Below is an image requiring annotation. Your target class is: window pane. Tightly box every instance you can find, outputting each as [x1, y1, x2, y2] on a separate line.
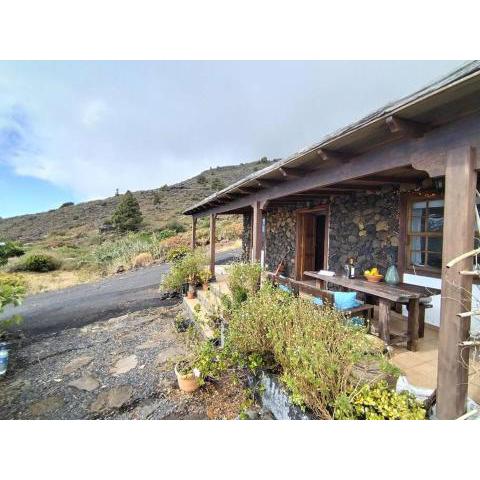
[428, 207, 444, 232]
[411, 202, 426, 232]
[411, 251, 425, 266]
[410, 236, 426, 251]
[427, 253, 442, 269]
[428, 237, 443, 253]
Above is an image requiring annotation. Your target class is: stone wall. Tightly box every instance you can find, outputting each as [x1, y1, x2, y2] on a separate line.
[242, 212, 252, 262]
[242, 189, 401, 277]
[328, 188, 400, 274]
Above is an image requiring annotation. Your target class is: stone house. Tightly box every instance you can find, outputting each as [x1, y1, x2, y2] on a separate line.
[184, 61, 480, 418]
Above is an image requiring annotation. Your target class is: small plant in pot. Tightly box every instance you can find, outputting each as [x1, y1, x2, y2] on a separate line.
[175, 359, 201, 393]
[199, 268, 211, 291]
[160, 249, 208, 299]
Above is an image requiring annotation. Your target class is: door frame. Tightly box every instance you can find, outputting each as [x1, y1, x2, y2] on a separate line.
[294, 205, 330, 280]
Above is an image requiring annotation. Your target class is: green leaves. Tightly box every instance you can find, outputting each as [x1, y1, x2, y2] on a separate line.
[111, 191, 143, 232]
[0, 274, 26, 336]
[334, 382, 426, 420]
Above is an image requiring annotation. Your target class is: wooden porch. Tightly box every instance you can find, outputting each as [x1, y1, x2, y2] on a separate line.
[185, 63, 480, 418]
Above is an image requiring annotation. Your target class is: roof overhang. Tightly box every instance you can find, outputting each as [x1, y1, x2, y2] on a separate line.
[184, 61, 480, 216]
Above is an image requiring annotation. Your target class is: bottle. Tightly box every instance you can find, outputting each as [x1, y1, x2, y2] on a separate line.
[348, 258, 355, 279]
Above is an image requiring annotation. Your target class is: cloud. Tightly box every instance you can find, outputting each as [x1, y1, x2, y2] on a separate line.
[0, 61, 465, 203]
[81, 99, 108, 127]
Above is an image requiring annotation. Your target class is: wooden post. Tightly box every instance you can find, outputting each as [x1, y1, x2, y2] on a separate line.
[252, 201, 263, 263]
[407, 298, 419, 352]
[209, 213, 216, 278]
[191, 217, 197, 250]
[436, 146, 476, 419]
[377, 299, 391, 344]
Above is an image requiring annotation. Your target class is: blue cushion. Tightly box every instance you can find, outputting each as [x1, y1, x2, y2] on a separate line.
[278, 284, 291, 293]
[312, 297, 324, 306]
[333, 291, 361, 310]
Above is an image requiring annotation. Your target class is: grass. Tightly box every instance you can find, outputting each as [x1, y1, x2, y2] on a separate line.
[0, 215, 243, 295]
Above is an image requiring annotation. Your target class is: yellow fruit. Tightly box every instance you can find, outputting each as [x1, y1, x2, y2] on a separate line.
[364, 270, 370, 276]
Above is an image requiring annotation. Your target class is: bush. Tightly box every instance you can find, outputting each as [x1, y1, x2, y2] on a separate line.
[161, 249, 208, 292]
[13, 253, 61, 272]
[226, 262, 262, 305]
[164, 220, 186, 233]
[133, 252, 154, 268]
[333, 382, 426, 420]
[60, 202, 74, 208]
[217, 221, 243, 241]
[0, 241, 25, 266]
[111, 190, 143, 232]
[210, 178, 225, 191]
[0, 273, 26, 336]
[165, 245, 190, 264]
[157, 229, 176, 241]
[227, 281, 382, 419]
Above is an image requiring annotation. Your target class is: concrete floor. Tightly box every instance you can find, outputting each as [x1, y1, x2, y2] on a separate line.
[386, 312, 480, 403]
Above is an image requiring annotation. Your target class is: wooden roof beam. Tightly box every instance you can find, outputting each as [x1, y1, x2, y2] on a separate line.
[255, 179, 280, 188]
[279, 167, 306, 178]
[386, 115, 430, 138]
[317, 148, 349, 163]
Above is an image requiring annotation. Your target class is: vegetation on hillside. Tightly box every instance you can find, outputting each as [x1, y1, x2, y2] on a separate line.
[111, 190, 143, 232]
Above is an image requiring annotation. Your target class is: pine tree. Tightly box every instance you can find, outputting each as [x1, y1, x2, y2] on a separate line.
[111, 191, 143, 232]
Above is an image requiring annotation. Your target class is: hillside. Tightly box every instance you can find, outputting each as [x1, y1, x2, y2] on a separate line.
[0, 158, 273, 243]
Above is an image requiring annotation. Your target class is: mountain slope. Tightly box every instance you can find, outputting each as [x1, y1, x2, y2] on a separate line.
[0, 158, 273, 243]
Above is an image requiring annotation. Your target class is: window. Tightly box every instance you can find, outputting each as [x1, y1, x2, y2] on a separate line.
[407, 197, 444, 272]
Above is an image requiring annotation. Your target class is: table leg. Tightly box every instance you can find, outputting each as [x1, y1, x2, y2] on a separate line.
[378, 299, 392, 344]
[407, 298, 420, 351]
[315, 279, 325, 290]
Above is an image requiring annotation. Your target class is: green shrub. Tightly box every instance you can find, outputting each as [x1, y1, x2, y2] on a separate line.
[111, 190, 143, 232]
[164, 220, 186, 233]
[227, 281, 381, 419]
[161, 249, 208, 292]
[0, 273, 26, 336]
[157, 229, 176, 241]
[165, 245, 190, 264]
[14, 253, 61, 272]
[226, 262, 262, 305]
[333, 382, 426, 420]
[0, 241, 25, 266]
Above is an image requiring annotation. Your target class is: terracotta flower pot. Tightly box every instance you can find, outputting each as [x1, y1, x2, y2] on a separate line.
[186, 284, 196, 299]
[175, 363, 200, 393]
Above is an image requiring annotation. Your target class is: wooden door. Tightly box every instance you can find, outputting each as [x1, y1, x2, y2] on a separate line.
[295, 212, 316, 279]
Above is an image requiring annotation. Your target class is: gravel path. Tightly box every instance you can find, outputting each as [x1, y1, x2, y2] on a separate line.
[0, 303, 217, 419]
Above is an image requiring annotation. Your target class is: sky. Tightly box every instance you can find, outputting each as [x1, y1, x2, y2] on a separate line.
[0, 60, 465, 218]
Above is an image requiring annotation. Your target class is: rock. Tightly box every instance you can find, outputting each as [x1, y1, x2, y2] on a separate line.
[376, 220, 389, 232]
[116, 265, 125, 274]
[62, 355, 94, 375]
[155, 345, 185, 365]
[90, 385, 133, 412]
[243, 409, 260, 420]
[390, 236, 399, 247]
[29, 396, 64, 417]
[358, 229, 367, 237]
[110, 354, 138, 375]
[68, 375, 100, 392]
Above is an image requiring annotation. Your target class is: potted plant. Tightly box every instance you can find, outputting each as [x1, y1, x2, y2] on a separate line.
[175, 359, 201, 392]
[199, 268, 211, 291]
[160, 250, 208, 299]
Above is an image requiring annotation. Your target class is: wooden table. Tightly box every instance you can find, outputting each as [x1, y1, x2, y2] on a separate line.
[303, 271, 440, 351]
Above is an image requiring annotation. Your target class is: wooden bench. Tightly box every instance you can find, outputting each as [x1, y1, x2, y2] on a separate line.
[265, 272, 374, 327]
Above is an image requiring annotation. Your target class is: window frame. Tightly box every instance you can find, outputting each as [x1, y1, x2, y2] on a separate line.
[399, 193, 444, 278]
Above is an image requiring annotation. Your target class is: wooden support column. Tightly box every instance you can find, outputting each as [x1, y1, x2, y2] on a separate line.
[209, 213, 216, 278]
[191, 217, 197, 249]
[437, 146, 476, 419]
[252, 201, 263, 263]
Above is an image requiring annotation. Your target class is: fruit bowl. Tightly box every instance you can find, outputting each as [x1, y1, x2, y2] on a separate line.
[364, 273, 383, 283]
